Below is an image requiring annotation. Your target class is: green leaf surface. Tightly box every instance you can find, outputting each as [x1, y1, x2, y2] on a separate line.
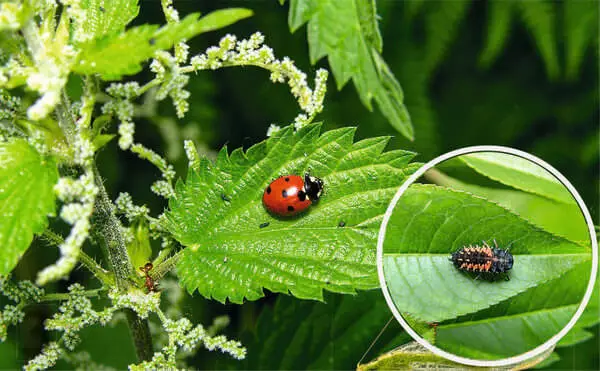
[564, 0, 599, 80]
[437, 306, 574, 360]
[165, 124, 420, 303]
[517, 0, 560, 79]
[80, 0, 139, 41]
[382, 184, 590, 323]
[0, 139, 58, 275]
[460, 152, 574, 204]
[479, 1, 514, 67]
[185, 8, 253, 34]
[240, 291, 408, 370]
[427, 169, 589, 243]
[287, 0, 414, 140]
[127, 222, 152, 272]
[431, 261, 593, 359]
[422, 0, 470, 74]
[74, 9, 252, 79]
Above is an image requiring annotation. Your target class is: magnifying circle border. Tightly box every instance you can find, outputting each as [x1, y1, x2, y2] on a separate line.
[376, 145, 598, 367]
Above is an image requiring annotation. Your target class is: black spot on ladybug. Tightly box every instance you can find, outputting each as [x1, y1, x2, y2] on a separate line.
[338, 221, 346, 227]
[450, 240, 513, 281]
[259, 222, 270, 229]
[282, 190, 288, 198]
[287, 206, 294, 212]
[266, 186, 271, 194]
[297, 190, 306, 201]
[284, 177, 290, 182]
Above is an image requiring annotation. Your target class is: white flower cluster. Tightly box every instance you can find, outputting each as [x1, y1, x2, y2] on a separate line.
[183, 139, 200, 170]
[102, 84, 138, 150]
[130, 317, 246, 371]
[25, 342, 61, 371]
[188, 33, 329, 132]
[0, 277, 42, 340]
[25, 284, 113, 371]
[131, 143, 176, 199]
[0, 2, 21, 31]
[151, 51, 191, 118]
[115, 192, 150, 222]
[23, 16, 77, 121]
[38, 172, 97, 285]
[109, 288, 161, 319]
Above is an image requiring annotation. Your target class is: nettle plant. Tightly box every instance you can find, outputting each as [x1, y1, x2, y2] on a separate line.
[0, 1, 421, 369]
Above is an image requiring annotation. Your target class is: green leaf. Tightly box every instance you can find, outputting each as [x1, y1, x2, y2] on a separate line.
[127, 222, 152, 272]
[479, 1, 515, 67]
[165, 124, 420, 303]
[422, 0, 470, 74]
[459, 152, 574, 204]
[241, 291, 408, 370]
[0, 139, 58, 275]
[428, 170, 589, 243]
[287, 0, 414, 140]
[382, 184, 590, 323]
[80, 0, 139, 40]
[92, 134, 115, 151]
[74, 9, 252, 79]
[432, 261, 593, 359]
[517, 0, 560, 80]
[189, 8, 253, 34]
[359, 341, 555, 370]
[564, 0, 599, 80]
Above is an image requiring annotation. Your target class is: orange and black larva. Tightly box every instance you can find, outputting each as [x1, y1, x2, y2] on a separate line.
[450, 241, 513, 279]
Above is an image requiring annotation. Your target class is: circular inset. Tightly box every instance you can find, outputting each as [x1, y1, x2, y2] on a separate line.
[377, 146, 597, 367]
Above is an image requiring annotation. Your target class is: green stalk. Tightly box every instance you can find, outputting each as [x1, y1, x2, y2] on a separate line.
[91, 165, 154, 362]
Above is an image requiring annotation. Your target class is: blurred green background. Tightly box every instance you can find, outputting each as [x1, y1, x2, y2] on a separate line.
[3, 0, 598, 369]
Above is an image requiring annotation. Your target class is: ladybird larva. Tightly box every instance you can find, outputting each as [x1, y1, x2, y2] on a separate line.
[450, 240, 513, 280]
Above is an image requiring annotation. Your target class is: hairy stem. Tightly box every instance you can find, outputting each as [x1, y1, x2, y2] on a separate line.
[91, 165, 154, 362]
[40, 230, 114, 285]
[150, 251, 181, 282]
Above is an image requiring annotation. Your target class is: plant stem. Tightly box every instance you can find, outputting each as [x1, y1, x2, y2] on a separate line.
[40, 288, 106, 302]
[150, 250, 182, 281]
[40, 230, 114, 285]
[91, 165, 154, 362]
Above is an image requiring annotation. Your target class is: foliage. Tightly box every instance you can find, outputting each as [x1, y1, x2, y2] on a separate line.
[285, 0, 414, 140]
[0, 0, 597, 369]
[381, 155, 596, 363]
[166, 124, 419, 303]
[0, 139, 58, 275]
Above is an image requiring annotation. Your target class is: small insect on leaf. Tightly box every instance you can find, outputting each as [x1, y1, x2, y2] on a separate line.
[450, 240, 514, 281]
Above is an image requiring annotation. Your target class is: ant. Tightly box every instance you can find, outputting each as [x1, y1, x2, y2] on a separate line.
[139, 262, 159, 293]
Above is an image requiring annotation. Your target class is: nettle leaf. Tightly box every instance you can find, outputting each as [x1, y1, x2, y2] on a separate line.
[479, 1, 514, 67]
[287, 0, 414, 140]
[74, 9, 252, 79]
[382, 184, 590, 323]
[430, 170, 589, 243]
[434, 261, 593, 360]
[517, 0, 560, 79]
[80, 0, 139, 40]
[240, 291, 408, 370]
[0, 139, 58, 275]
[460, 152, 574, 204]
[165, 124, 420, 303]
[564, 0, 599, 80]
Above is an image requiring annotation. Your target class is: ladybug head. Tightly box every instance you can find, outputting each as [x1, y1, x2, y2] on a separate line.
[304, 173, 324, 201]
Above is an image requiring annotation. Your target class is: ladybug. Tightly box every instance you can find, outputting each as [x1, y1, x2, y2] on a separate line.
[262, 173, 324, 217]
[450, 240, 513, 280]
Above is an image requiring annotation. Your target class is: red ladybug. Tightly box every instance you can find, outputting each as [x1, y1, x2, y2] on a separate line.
[262, 173, 324, 216]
